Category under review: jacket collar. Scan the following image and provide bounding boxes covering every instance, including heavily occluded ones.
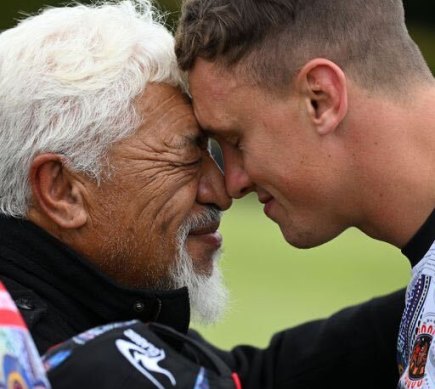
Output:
[402,209,435,267]
[0,216,190,334]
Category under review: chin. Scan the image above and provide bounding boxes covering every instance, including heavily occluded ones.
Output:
[172,246,227,325]
[190,248,221,275]
[281,225,338,249]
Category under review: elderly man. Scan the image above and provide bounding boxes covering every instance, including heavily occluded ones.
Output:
[0,1,403,388]
[0,0,231,350]
[176,0,435,387]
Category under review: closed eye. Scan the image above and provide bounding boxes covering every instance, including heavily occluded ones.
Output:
[169,159,202,169]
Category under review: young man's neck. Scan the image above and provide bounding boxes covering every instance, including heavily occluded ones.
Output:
[347,83,435,248]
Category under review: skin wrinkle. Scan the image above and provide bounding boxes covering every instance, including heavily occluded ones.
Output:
[64,84,232,291]
[113,161,200,204]
[114,122,204,173]
[110,136,204,213]
[116,135,201,162]
[116,153,202,171]
[138,90,191,135]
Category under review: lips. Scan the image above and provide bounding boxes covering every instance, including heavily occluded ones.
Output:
[263,198,275,218]
[257,192,275,219]
[189,221,220,236]
[258,194,273,205]
[188,221,222,249]
[256,190,274,216]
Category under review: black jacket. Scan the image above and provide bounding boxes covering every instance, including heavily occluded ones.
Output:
[0,216,404,388]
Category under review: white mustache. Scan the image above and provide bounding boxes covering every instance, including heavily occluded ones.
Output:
[177,207,222,245]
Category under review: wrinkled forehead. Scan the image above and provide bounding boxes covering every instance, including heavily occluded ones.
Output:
[107,83,209,162]
[135,83,202,136]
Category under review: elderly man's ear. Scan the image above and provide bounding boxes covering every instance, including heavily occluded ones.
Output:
[296,58,348,135]
[28,154,88,229]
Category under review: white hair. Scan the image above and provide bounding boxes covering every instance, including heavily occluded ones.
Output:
[0,0,185,217]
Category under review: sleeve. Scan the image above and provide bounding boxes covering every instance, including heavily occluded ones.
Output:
[189,289,405,389]
[397,253,435,389]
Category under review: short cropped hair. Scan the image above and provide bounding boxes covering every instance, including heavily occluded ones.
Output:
[0,0,184,217]
[176,0,432,93]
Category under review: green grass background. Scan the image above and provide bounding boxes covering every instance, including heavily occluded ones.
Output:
[192,195,410,349]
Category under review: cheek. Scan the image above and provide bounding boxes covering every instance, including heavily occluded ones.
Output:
[247,154,317,204]
[152,181,199,232]
[244,147,286,188]
[274,166,333,211]
[124,167,199,214]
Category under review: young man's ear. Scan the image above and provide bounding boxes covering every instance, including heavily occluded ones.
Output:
[296,58,348,135]
[28,154,87,229]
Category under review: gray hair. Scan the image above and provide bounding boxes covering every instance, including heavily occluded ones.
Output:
[0,0,184,217]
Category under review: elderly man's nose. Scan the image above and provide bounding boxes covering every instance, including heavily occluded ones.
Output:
[197,155,232,211]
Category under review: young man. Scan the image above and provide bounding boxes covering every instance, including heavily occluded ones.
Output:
[176,1,435,387]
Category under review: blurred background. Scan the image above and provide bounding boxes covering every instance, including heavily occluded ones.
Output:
[0,0,434,350]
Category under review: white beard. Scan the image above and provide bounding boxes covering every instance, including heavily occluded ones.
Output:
[171,208,228,325]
